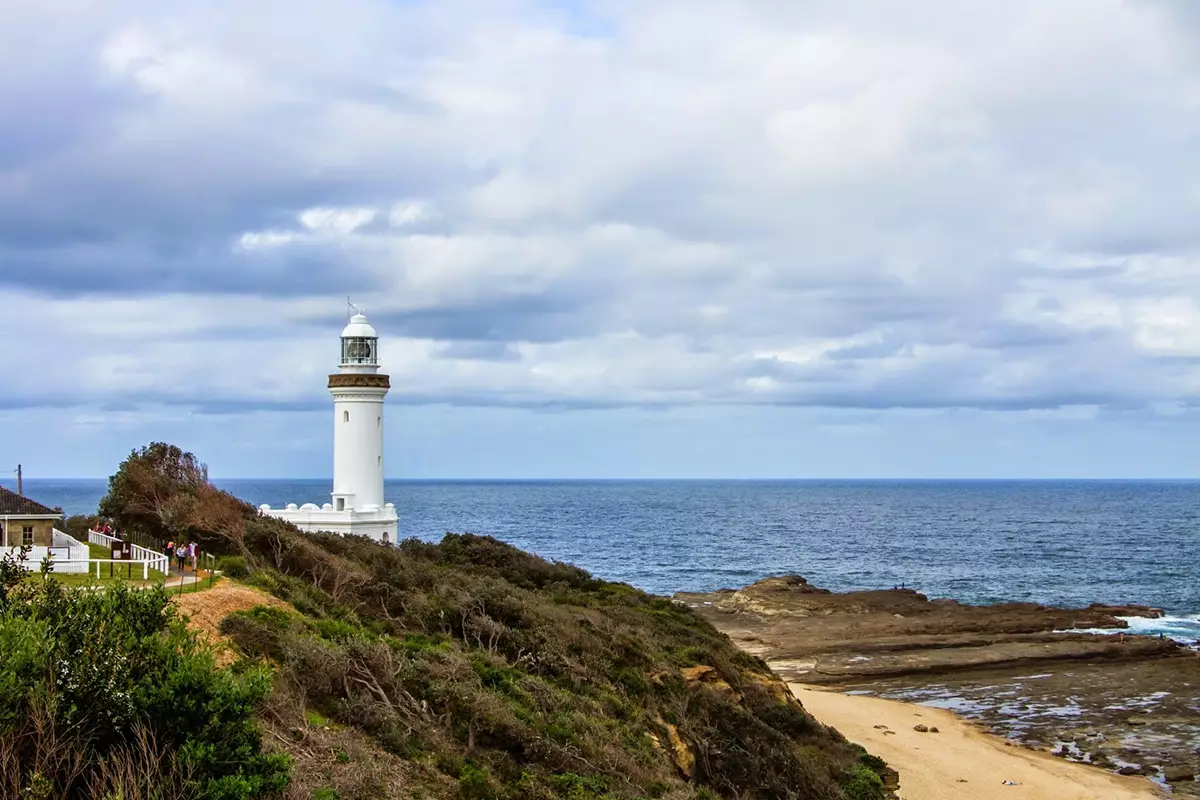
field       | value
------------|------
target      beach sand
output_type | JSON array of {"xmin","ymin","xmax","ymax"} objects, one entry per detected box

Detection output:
[{"xmin": 789, "ymin": 684, "xmax": 1163, "ymax": 800}]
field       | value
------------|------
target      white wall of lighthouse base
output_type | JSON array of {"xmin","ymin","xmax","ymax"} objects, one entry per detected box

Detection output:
[{"xmin": 259, "ymin": 503, "xmax": 398, "ymax": 544}]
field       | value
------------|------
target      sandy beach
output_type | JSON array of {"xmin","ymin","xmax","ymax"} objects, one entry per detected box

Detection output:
[{"xmin": 790, "ymin": 684, "xmax": 1163, "ymax": 800}]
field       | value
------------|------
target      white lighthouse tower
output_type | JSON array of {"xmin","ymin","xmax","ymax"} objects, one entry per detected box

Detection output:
[{"xmin": 260, "ymin": 308, "xmax": 399, "ymax": 543}]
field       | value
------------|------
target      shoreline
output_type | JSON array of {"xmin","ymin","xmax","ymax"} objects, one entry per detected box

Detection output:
[
  {"xmin": 789, "ymin": 683, "xmax": 1163, "ymax": 800},
  {"xmin": 677, "ymin": 575, "xmax": 1199, "ymax": 786}
]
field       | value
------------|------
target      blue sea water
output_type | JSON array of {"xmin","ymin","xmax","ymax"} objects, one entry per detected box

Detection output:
[{"xmin": 7, "ymin": 479, "xmax": 1199, "ymax": 623}]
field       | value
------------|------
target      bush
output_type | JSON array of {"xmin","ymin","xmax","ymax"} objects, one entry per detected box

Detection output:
[
  {"xmin": 843, "ymin": 765, "xmax": 886, "ymax": 800},
  {"xmin": 0, "ymin": 575, "xmax": 289, "ymax": 799},
  {"xmin": 216, "ymin": 555, "xmax": 250, "ymax": 579}
]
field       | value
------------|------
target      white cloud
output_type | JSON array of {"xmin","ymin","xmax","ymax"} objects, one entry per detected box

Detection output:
[
  {"xmin": 298, "ymin": 206, "xmax": 377, "ymax": 234},
  {"xmin": 4, "ymin": 0, "xmax": 1200, "ymax": 429},
  {"xmin": 388, "ymin": 200, "xmax": 437, "ymax": 227}
]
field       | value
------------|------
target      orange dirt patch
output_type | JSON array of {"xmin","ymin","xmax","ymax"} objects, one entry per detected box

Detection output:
[{"xmin": 172, "ymin": 582, "xmax": 291, "ymax": 664}]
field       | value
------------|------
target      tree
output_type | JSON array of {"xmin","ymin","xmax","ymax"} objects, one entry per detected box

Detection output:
[{"xmin": 99, "ymin": 443, "xmax": 210, "ymax": 545}]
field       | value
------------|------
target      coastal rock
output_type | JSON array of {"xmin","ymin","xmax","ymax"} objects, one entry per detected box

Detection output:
[
  {"xmin": 1086, "ymin": 603, "xmax": 1164, "ymax": 619},
  {"xmin": 1163, "ymin": 764, "xmax": 1196, "ymax": 783},
  {"xmin": 913, "ymin": 724, "xmax": 929, "ymax": 733},
  {"xmin": 680, "ymin": 665, "xmax": 717, "ymax": 683},
  {"xmin": 663, "ymin": 721, "xmax": 695, "ymax": 779},
  {"xmin": 674, "ymin": 578, "xmax": 1185, "ymax": 684}
]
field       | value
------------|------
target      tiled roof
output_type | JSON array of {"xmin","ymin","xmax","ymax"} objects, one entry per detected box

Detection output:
[{"xmin": 0, "ymin": 486, "xmax": 61, "ymax": 516}]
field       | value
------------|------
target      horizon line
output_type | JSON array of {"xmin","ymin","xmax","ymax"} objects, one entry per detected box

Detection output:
[{"xmin": 7, "ymin": 476, "xmax": 1200, "ymax": 483}]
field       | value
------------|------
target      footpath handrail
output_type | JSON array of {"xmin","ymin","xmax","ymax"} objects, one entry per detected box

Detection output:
[
  {"xmin": 130, "ymin": 543, "xmax": 169, "ymax": 574},
  {"xmin": 87, "ymin": 530, "xmax": 170, "ymax": 575},
  {"xmin": 25, "ymin": 558, "xmax": 160, "ymax": 580},
  {"xmin": 88, "ymin": 529, "xmax": 119, "ymax": 548}
]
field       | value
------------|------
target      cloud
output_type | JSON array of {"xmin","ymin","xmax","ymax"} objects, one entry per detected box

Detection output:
[{"xmin": 2, "ymin": 0, "xmax": 1200, "ymax": 436}]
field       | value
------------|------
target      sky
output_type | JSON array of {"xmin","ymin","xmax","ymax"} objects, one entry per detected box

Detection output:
[{"xmin": 3, "ymin": 0, "xmax": 1200, "ymax": 479}]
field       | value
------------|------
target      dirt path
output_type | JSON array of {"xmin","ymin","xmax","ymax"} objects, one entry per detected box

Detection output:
[{"xmin": 171, "ymin": 582, "xmax": 290, "ymax": 664}]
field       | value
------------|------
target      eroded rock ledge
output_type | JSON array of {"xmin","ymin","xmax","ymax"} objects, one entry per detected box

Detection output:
[{"xmin": 675, "ymin": 575, "xmax": 1180, "ymax": 683}]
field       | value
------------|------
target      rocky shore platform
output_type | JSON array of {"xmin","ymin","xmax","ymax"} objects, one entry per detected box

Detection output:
[{"xmin": 675, "ymin": 576, "xmax": 1200, "ymax": 794}]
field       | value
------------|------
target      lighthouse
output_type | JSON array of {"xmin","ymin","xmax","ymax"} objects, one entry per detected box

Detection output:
[
  {"xmin": 260, "ymin": 308, "xmax": 399, "ymax": 543},
  {"xmin": 331, "ymin": 312, "xmax": 388, "ymax": 513}
]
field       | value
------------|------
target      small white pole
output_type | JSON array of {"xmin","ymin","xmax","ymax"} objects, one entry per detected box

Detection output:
[{"xmin": 143, "ymin": 561, "xmax": 148, "ymax": 580}]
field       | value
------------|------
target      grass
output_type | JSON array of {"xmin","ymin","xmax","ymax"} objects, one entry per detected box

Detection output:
[{"xmin": 25, "ymin": 541, "xmax": 173, "ymax": 585}]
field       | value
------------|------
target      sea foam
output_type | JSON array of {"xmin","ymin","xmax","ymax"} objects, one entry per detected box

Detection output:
[{"xmin": 1062, "ymin": 614, "xmax": 1200, "ymax": 645}]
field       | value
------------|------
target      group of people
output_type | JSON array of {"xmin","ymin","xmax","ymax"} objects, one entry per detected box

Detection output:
[{"xmin": 165, "ymin": 539, "xmax": 198, "ymax": 572}]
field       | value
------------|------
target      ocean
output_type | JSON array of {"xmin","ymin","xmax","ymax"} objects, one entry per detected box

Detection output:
[{"xmin": 7, "ymin": 478, "xmax": 1199, "ymax": 629}]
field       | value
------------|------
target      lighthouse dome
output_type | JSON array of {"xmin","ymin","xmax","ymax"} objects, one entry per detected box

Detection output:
[{"xmin": 341, "ymin": 313, "xmax": 377, "ymax": 339}]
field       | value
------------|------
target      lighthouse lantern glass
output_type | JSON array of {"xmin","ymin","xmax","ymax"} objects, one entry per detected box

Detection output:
[{"xmin": 342, "ymin": 337, "xmax": 377, "ymax": 365}]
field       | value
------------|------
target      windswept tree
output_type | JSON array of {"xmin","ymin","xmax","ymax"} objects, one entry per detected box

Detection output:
[
  {"xmin": 99, "ymin": 442, "xmax": 299, "ymax": 561},
  {"xmin": 99, "ymin": 442, "xmax": 210, "ymax": 544}
]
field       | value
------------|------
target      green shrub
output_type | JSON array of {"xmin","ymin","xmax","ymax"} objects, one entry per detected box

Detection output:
[
  {"xmin": 457, "ymin": 762, "xmax": 495, "ymax": 799},
  {"xmin": 843, "ymin": 764, "xmax": 886, "ymax": 800},
  {"xmin": 0, "ymin": 577, "xmax": 289, "ymax": 799},
  {"xmin": 216, "ymin": 555, "xmax": 250, "ymax": 579}
]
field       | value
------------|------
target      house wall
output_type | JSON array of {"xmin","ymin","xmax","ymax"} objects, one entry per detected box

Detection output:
[{"xmin": 0, "ymin": 517, "xmax": 58, "ymax": 547}]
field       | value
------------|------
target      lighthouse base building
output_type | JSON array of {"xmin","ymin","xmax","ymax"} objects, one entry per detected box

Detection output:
[
  {"xmin": 263, "ymin": 502, "xmax": 397, "ymax": 543},
  {"xmin": 260, "ymin": 311, "xmax": 399, "ymax": 544}
]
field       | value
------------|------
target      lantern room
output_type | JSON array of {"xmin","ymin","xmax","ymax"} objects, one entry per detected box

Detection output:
[{"xmin": 340, "ymin": 313, "xmax": 379, "ymax": 367}]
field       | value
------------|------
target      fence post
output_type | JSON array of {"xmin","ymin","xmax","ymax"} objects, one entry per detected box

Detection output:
[{"xmin": 143, "ymin": 561, "xmax": 148, "ymax": 580}]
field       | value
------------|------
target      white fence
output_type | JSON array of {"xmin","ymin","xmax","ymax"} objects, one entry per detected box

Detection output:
[
  {"xmin": 88, "ymin": 529, "xmax": 118, "ymax": 548},
  {"xmin": 1, "ymin": 529, "xmax": 171, "ymax": 580},
  {"xmin": 131, "ymin": 543, "xmax": 170, "ymax": 574},
  {"xmin": 86, "ymin": 529, "xmax": 171, "ymax": 576},
  {"xmin": 0, "ymin": 529, "xmax": 93, "ymax": 574}
]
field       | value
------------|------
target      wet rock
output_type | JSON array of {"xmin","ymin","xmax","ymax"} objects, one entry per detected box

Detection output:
[
  {"xmin": 1163, "ymin": 764, "xmax": 1196, "ymax": 783},
  {"xmin": 1086, "ymin": 603, "xmax": 1164, "ymax": 619},
  {"xmin": 1117, "ymin": 766, "xmax": 1139, "ymax": 776}
]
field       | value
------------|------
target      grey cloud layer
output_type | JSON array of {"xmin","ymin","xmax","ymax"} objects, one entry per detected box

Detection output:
[{"xmin": 2, "ymin": 0, "xmax": 1200, "ymax": 416}]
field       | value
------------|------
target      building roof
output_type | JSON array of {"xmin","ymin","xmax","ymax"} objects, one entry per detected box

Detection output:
[
  {"xmin": 0, "ymin": 486, "xmax": 61, "ymax": 517},
  {"xmin": 341, "ymin": 313, "xmax": 378, "ymax": 339}
]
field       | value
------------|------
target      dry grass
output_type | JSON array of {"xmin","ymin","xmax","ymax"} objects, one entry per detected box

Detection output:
[
  {"xmin": 266, "ymin": 711, "xmax": 455, "ymax": 800},
  {"xmin": 172, "ymin": 581, "xmax": 292, "ymax": 665}
]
